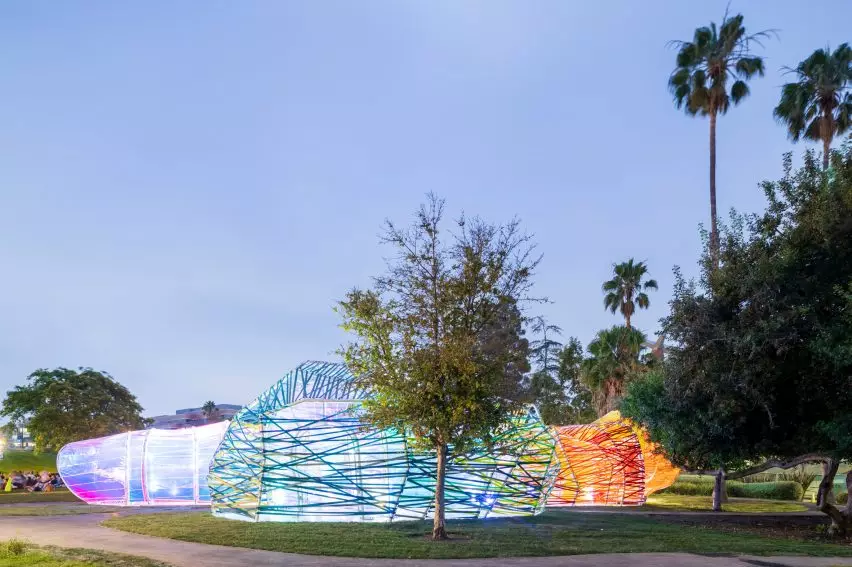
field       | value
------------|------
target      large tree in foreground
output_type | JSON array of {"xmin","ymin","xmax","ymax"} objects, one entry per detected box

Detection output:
[
  {"xmin": 624, "ymin": 142, "xmax": 852, "ymax": 526},
  {"xmin": 669, "ymin": 11, "xmax": 771, "ymax": 267},
  {"xmin": 338, "ymin": 195, "xmax": 537, "ymax": 540},
  {"xmin": 1, "ymin": 368, "xmax": 148, "ymax": 452},
  {"xmin": 602, "ymin": 259, "xmax": 657, "ymax": 329},
  {"xmin": 774, "ymin": 43, "xmax": 852, "ymax": 170}
]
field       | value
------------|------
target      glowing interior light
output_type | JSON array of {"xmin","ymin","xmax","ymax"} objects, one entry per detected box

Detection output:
[
  {"xmin": 57, "ymin": 421, "xmax": 229, "ymax": 506},
  {"xmin": 546, "ymin": 411, "xmax": 678, "ymax": 507},
  {"xmin": 208, "ymin": 361, "xmax": 559, "ymax": 523}
]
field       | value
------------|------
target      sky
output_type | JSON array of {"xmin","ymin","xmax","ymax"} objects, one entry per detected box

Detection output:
[{"xmin": 0, "ymin": 1, "xmax": 849, "ymax": 417}]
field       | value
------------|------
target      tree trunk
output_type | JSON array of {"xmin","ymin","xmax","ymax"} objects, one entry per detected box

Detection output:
[
  {"xmin": 712, "ymin": 468, "xmax": 725, "ymax": 512},
  {"xmin": 817, "ymin": 459, "xmax": 845, "ymax": 536},
  {"xmin": 823, "ymin": 134, "xmax": 831, "ymax": 171},
  {"xmin": 818, "ymin": 460, "xmax": 838, "ymax": 508},
  {"xmin": 709, "ymin": 111, "xmax": 719, "ymax": 270},
  {"xmin": 432, "ymin": 442, "xmax": 448, "ymax": 540}
]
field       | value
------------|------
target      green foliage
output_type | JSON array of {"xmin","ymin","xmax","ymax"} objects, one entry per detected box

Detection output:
[
  {"xmin": 729, "ymin": 482, "xmax": 804, "ymax": 502},
  {"xmin": 601, "ymin": 258, "xmax": 657, "ymax": 329},
  {"xmin": 1, "ymin": 368, "xmax": 148, "ymax": 453},
  {"xmin": 661, "ymin": 478, "xmax": 803, "ymax": 501},
  {"xmin": 201, "ymin": 401, "xmax": 218, "ymax": 422},
  {"xmin": 624, "ymin": 142, "xmax": 852, "ymax": 483},
  {"xmin": 337, "ymin": 195, "xmax": 538, "ymax": 537},
  {"xmin": 669, "ymin": 11, "xmax": 770, "ymax": 119},
  {"xmin": 531, "ymin": 336, "xmax": 596, "ymax": 425},
  {"xmin": 778, "ymin": 466, "xmax": 818, "ymax": 499},
  {"xmin": 582, "ymin": 325, "xmax": 649, "ymax": 416},
  {"xmin": 3, "ymin": 541, "xmax": 26, "ymax": 557},
  {"xmin": 774, "ymin": 43, "xmax": 852, "ymax": 168},
  {"xmin": 838, "ymin": 492, "xmax": 848, "ymax": 505}
]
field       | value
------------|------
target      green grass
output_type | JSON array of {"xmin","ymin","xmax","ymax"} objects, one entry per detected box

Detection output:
[
  {"xmin": 103, "ymin": 510, "xmax": 852, "ymax": 559},
  {"xmin": 644, "ymin": 494, "xmax": 808, "ymax": 513},
  {"xmin": 0, "ymin": 491, "xmax": 80, "ymax": 505},
  {"xmin": 0, "ymin": 540, "xmax": 167, "ymax": 567},
  {"xmin": 0, "ymin": 452, "xmax": 57, "ymax": 474},
  {"xmin": 0, "ymin": 505, "xmax": 122, "ymax": 517}
]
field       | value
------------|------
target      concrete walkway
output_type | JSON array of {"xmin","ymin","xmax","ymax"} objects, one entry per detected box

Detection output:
[{"xmin": 0, "ymin": 512, "xmax": 850, "ymax": 567}]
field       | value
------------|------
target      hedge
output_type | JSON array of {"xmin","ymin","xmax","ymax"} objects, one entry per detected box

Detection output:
[
  {"xmin": 660, "ymin": 479, "xmax": 803, "ymax": 501},
  {"xmin": 728, "ymin": 481, "xmax": 803, "ymax": 501}
]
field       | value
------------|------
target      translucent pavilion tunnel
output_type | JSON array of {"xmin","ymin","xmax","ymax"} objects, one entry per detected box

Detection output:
[
  {"xmin": 56, "ymin": 361, "xmax": 678, "ymax": 514},
  {"xmin": 547, "ymin": 411, "xmax": 680, "ymax": 507},
  {"xmin": 207, "ymin": 361, "xmax": 559, "ymax": 523},
  {"xmin": 57, "ymin": 421, "xmax": 228, "ymax": 505}
]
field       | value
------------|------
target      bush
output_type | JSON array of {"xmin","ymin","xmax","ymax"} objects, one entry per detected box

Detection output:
[
  {"xmin": 3, "ymin": 539, "xmax": 27, "ymax": 556},
  {"xmin": 660, "ymin": 478, "xmax": 803, "ymax": 500},
  {"xmin": 837, "ymin": 492, "xmax": 848, "ymax": 505},
  {"xmin": 660, "ymin": 477, "xmax": 715, "ymax": 496},
  {"xmin": 728, "ymin": 481, "xmax": 803, "ymax": 501},
  {"xmin": 778, "ymin": 465, "xmax": 817, "ymax": 499},
  {"xmin": 741, "ymin": 473, "xmax": 777, "ymax": 483}
]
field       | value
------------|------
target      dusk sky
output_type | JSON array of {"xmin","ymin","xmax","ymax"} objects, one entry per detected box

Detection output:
[{"xmin": 1, "ymin": 1, "xmax": 849, "ymax": 417}]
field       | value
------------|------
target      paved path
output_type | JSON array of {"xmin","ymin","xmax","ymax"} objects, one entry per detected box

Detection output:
[{"xmin": 0, "ymin": 512, "xmax": 850, "ymax": 567}]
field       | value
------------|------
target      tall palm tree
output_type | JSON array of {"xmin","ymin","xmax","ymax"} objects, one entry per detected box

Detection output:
[
  {"xmin": 774, "ymin": 44, "xmax": 852, "ymax": 171},
  {"xmin": 581, "ymin": 325, "xmax": 647, "ymax": 416},
  {"xmin": 669, "ymin": 11, "xmax": 772, "ymax": 267},
  {"xmin": 201, "ymin": 400, "xmax": 218, "ymax": 423},
  {"xmin": 602, "ymin": 259, "xmax": 658, "ymax": 329}
]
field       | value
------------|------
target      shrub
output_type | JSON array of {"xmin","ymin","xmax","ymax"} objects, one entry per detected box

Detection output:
[
  {"xmin": 741, "ymin": 473, "xmax": 777, "ymax": 483},
  {"xmin": 778, "ymin": 465, "xmax": 817, "ymax": 499},
  {"xmin": 728, "ymin": 481, "xmax": 803, "ymax": 501},
  {"xmin": 837, "ymin": 492, "xmax": 848, "ymax": 505},
  {"xmin": 3, "ymin": 539, "xmax": 27, "ymax": 556},
  {"xmin": 660, "ymin": 478, "xmax": 803, "ymax": 500}
]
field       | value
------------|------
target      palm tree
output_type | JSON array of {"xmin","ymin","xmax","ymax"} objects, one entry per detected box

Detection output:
[
  {"xmin": 201, "ymin": 401, "xmax": 218, "ymax": 423},
  {"xmin": 774, "ymin": 44, "xmax": 852, "ymax": 171},
  {"xmin": 581, "ymin": 326, "xmax": 647, "ymax": 416},
  {"xmin": 602, "ymin": 259, "xmax": 658, "ymax": 329},
  {"xmin": 669, "ymin": 11, "xmax": 772, "ymax": 266}
]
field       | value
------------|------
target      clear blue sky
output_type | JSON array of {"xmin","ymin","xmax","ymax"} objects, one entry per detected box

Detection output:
[{"xmin": 0, "ymin": 1, "xmax": 848, "ymax": 416}]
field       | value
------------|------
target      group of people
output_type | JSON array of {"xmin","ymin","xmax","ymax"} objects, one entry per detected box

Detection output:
[{"xmin": 0, "ymin": 471, "xmax": 63, "ymax": 492}]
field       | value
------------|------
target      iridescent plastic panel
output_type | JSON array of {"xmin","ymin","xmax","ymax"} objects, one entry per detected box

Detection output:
[
  {"xmin": 57, "ymin": 422, "xmax": 228, "ymax": 505},
  {"xmin": 208, "ymin": 361, "xmax": 559, "ymax": 522}
]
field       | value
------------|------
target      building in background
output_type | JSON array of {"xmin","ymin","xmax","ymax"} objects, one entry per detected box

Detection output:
[{"xmin": 148, "ymin": 404, "xmax": 241, "ymax": 430}]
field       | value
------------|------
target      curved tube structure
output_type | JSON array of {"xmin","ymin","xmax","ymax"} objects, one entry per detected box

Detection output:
[
  {"xmin": 208, "ymin": 361, "xmax": 559, "ymax": 522},
  {"xmin": 57, "ymin": 422, "xmax": 228, "ymax": 505}
]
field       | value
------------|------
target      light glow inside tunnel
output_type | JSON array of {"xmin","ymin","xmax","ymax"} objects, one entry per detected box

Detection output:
[{"xmin": 57, "ymin": 421, "xmax": 228, "ymax": 505}]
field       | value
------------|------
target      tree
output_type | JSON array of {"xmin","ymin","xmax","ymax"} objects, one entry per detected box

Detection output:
[
  {"xmin": 201, "ymin": 401, "xmax": 219, "ymax": 423},
  {"xmin": 602, "ymin": 259, "xmax": 658, "ymax": 329},
  {"xmin": 774, "ymin": 44, "xmax": 852, "ymax": 170},
  {"xmin": 624, "ymin": 142, "xmax": 852, "ymax": 525},
  {"xmin": 556, "ymin": 337, "xmax": 597, "ymax": 424},
  {"xmin": 337, "ymin": 194, "xmax": 537, "ymax": 540},
  {"xmin": 581, "ymin": 325, "xmax": 648, "ymax": 416},
  {"xmin": 529, "ymin": 316, "xmax": 563, "ymax": 377},
  {"xmin": 1, "ymin": 368, "xmax": 148, "ymax": 452},
  {"xmin": 530, "ymin": 332, "xmax": 597, "ymax": 425},
  {"xmin": 669, "ymin": 11, "xmax": 771, "ymax": 266}
]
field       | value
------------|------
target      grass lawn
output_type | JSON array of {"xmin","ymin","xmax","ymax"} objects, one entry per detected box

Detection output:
[
  {"xmin": 103, "ymin": 509, "xmax": 852, "ymax": 559},
  {"xmin": 644, "ymin": 494, "xmax": 808, "ymax": 513},
  {"xmin": 0, "ymin": 541, "xmax": 167, "ymax": 567},
  {"xmin": 0, "ymin": 505, "xmax": 122, "ymax": 516},
  {"xmin": 0, "ymin": 490, "xmax": 80, "ymax": 505},
  {"xmin": 0, "ymin": 452, "xmax": 57, "ymax": 473}
]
